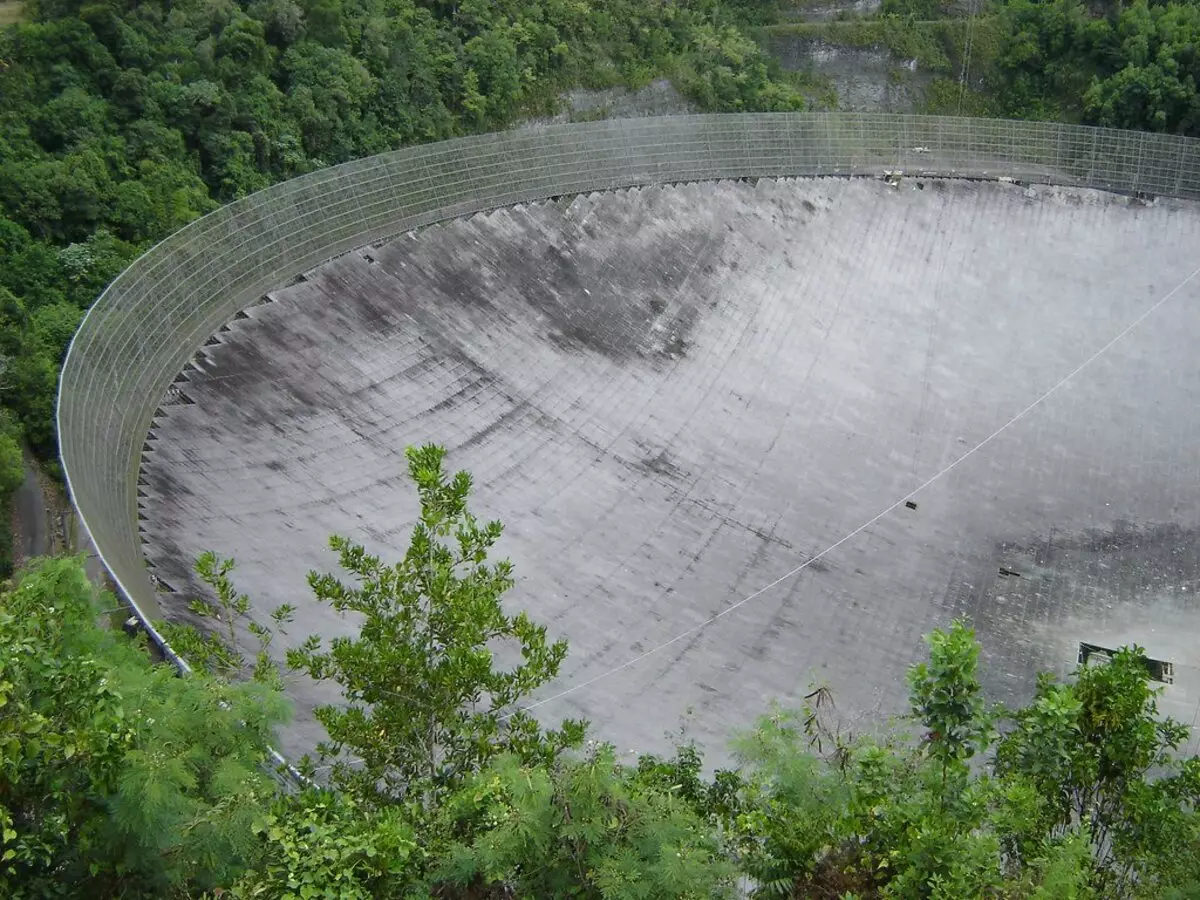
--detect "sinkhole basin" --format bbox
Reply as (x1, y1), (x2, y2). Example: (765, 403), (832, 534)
(60, 115), (1200, 761)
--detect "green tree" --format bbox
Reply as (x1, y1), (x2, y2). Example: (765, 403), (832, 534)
(727, 623), (1103, 898)
(724, 621), (1200, 899)
(56, 227), (137, 307)
(27, 302), (84, 361)
(992, 0), (1105, 121)
(226, 790), (419, 899)
(0, 411), (23, 579)
(28, 86), (111, 153)
(1082, 0), (1200, 134)
(0, 558), (289, 897)
(676, 24), (805, 112)
(429, 746), (738, 899)
(907, 619), (993, 800)
(157, 548), (296, 690)
(462, 25), (526, 123)
(726, 706), (858, 897)
(0, 349), (58, 456)
(0, 414), (21, 501)
(0, 218), (66, 311)
(0, 287), (60, 457)
(288, 444), (586, 807)
(996, 646), (1200, 896)
(110, 160), (216, 244)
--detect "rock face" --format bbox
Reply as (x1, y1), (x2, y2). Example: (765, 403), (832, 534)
(139, 176), (1200, 762)
(762, 33), (935, 112)
(521, 79), (695, 128)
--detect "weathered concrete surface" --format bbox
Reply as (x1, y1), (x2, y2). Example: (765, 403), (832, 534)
(139, 177), (1200, 761)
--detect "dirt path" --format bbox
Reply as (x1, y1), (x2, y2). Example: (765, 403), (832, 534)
(11, 450), (110, 591)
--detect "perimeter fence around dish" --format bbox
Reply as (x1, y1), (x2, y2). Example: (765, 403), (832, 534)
(57, 112), (1200, 703)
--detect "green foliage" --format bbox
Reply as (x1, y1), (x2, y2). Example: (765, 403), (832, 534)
(730, 705), (1006, 898)
(288, 444), (586, 806)
(160, 549), (295, 688)
(996, 647), (1200, 896)
(0, 408), (23, 585)
(722, 622), (1200, 899)
(430, 746), (737, 899)
(0, 557), (289, 897)
(156, 551), (293, 689)
(6, 542), (1200, 898)
(0, 412), (22, 502)
(990, 0), (1104, 121)
(0, 502), (12, 582)
(991, 0), (1200, 134)
(227, 790), (418, 899)
(727, 706), (858, 896)
(0, 411), (20, 579)
(908, 620), (993, 772)
(674, 24), (805, 111)
(1082, 0), (1200, 134)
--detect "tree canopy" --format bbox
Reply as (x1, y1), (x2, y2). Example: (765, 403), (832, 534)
(972, 0), (1200, 133)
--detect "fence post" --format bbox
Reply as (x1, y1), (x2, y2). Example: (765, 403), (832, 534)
(1134, 130), (1147, 194)
(1176, 136), (1188, 197)
(1054, 123), (1063, 182)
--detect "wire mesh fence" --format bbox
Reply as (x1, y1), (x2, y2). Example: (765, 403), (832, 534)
(57, 112), (1200, 672)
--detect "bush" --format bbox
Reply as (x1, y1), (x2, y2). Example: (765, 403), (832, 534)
(0, 558), (289, 896)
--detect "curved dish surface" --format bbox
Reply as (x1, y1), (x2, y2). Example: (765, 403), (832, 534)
(58, 115), (1200, 757)
(145, 177), (1200, 757)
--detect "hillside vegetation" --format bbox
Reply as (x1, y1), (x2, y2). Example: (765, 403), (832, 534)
(990, 0), (1200, 130)
(760, 0), (1200, 124)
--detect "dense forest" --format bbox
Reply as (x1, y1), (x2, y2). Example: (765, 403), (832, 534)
(3, 447), (1200, 898)
(990, 0), (1200, 130)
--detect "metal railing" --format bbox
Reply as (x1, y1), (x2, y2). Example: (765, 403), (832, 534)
(56, 113), (1200, 677)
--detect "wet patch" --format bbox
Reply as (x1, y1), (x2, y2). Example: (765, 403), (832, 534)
(432, 209), (717, 363)
(946, 521), (1200, 706)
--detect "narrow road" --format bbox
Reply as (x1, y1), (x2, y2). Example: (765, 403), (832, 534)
(12, 451), (123, 607)
(12, 456), (49, 566)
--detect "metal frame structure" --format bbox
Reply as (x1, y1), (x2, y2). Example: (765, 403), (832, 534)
(57, 113), (1200, 671)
